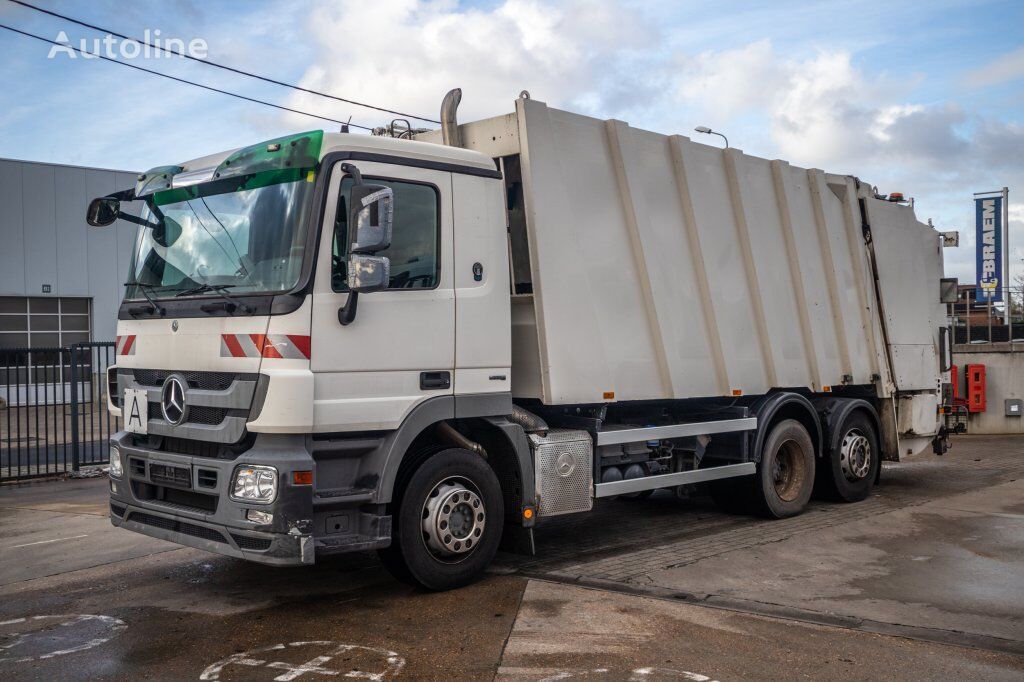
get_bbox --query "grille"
[129,511,227,544]
[196,469,218,489]
[110,503,126,517]
[132,369,254,391]
[531,429,594,517]
[131,481,219,513]
[231,534,273,551]
[189,406,229,425]
[159,437,224,458]
[148,402,228,426]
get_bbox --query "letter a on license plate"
[124,388,148,434]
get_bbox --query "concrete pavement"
[1,434,1022,679]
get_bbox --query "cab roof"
[170,130,497,178]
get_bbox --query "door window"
[332,177,440,291]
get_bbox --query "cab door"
[309,159,454,432]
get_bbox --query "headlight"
[109,446,123,478]
[231,465,278,503]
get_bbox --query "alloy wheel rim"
[421,476,486,562]
[840,429,872,481]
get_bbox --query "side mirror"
[87,197,120,227]
[348,254,391,293]
[338,254,390,326]
[348,184,393,253]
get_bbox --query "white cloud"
[676,40,783,119]
[965,46,1024,88]
[285,0,660,129]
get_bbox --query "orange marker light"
[523,507,534,520]
[823,385,832,393]
[603,391,615,400]
[731,389,743,396]
[292,471,313,485]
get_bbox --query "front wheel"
[378,448,503,591]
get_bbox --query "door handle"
[420,371,451,390]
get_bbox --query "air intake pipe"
[509,405,549,436]
[440,88,463,148]
[436,421,487,459]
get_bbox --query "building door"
[0,296,92,405]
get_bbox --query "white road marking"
[495,666,717,681]
[0,614,126,664]
[200,642,404,681]
[10,534,89,549]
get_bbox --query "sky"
[0,0,1022,287]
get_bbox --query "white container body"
[422,98,945,411]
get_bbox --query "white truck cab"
[96,93,950,590]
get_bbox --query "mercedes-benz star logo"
[161,375,188,426]
[556,451,575,477]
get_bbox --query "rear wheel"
[377,448,503,591]
[816,411,879,502]
[752,419,815,518]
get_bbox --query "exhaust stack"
[440,88,463,148]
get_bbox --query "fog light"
[109,446,123,478]
[246,509,273,524]
[110,480,118,494]
[230,465,278,503]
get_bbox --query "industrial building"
[0,157,139,349]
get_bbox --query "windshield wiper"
[125,281,166,316]
[176,283,251,314]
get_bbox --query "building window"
[332,177,441,291]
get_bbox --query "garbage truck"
[91,89,952,590]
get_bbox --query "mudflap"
[500,525,535,555]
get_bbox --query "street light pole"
[694,126,729,148]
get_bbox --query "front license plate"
[123,388,148,434]
[150,463,192,489]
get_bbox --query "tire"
[751,419,815,518]
[377,448,503,591]
[815,410,879,502]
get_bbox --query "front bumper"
[108,432,317,566]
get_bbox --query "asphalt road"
[1,435,1023,680]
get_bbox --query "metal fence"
[1,341,118,482]
[950,286,1024,346]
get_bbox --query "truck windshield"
[125,170,315,300]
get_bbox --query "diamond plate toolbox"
[530,429,593,517]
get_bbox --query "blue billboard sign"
[975,195,1003,303]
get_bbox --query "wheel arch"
[373,396,535,520]
[810,397,881,459]
[750,392,822,462]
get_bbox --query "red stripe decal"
[223,334,246,358]
[122,335,136,355]
[287,335,312,359]
[260,335,283,359]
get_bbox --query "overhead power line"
[7,0,441,125]
[0,22,374,131]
